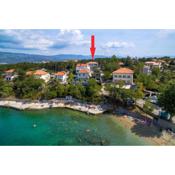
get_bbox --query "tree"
[67,83,85,100]
[143,100,154,113]
[107,84,128,105]
[152,67,160,78]
[44,88,57,100]
[133,62,144,76]
[158,82,175,115]
[68,84,81,99]
[135,73,158,91]
[132,82,144,99]
[103,71,112,81]
[123,56,133,67]
[13,76,44,99]
[43,79,66,99]
[86,79,101,103]
[67,72,74,84]
[0,78,14,98]
[107,82,143,107]
[56,83,66,97]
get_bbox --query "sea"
[0,107,151,145]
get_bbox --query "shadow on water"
[131,119,162,138]
[76,129,110,146]
[117,107,162,138]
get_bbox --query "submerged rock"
[77,130,110,145]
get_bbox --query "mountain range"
[0,52,106,64]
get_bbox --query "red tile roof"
[55,71,66,76]
[76,63,87,67]
[113,68,134,74]
[79,69,90,73]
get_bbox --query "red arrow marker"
[90,35,96,60]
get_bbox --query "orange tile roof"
[76,63,87,67]
[113,68,134,74]
[5,69,15,73]
[33,70,49,76]
[55,71,66,76]
[79,69,90,73]
[87,61,98,64]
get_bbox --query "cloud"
[101,41,135,49]
[59,29,84,41]
[0,34,19,44]
[0,30,54,51]
[157,29,175,38]
[49,42,69,49]
[0,29,89,52]
[51,29,90,49]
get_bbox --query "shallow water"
[0,107,150,145]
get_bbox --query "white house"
[145,61,162,69]
[143,65,152,75]
[4,69,17,81]
[76,63,90,73]
[54,71,68,84]
[76,69,91,79]
[87,61,98,71]
[34,70,50,82]
[118,61,124,66]
[112,68,134,84]
[26,70,50,82]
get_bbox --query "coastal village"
[0,56,175,144]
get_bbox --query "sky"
[0,29,175,57]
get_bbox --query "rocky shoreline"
[1,98,175,145]
[113,114,175,145]
[0,98,111,115]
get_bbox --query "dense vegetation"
[158,82,175,115]
[0,55,175,114]
[0,74,102,103]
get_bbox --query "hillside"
[0,52,106,64]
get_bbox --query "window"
[123,75,126,78]
[127,75,131,78]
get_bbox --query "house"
[76,69,91,79]
[33,70,50,82]
[112,68,134,84]
[76,63,90,73]
[87,61,98,71]
[26,69,50,82]
[143,65,152,75]
[118,61,124,66]
[54,71,68,84]
[76,63,91,80]
[145,61,162,69]
[4,69,17,81]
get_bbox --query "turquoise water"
[0,107,150,145]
